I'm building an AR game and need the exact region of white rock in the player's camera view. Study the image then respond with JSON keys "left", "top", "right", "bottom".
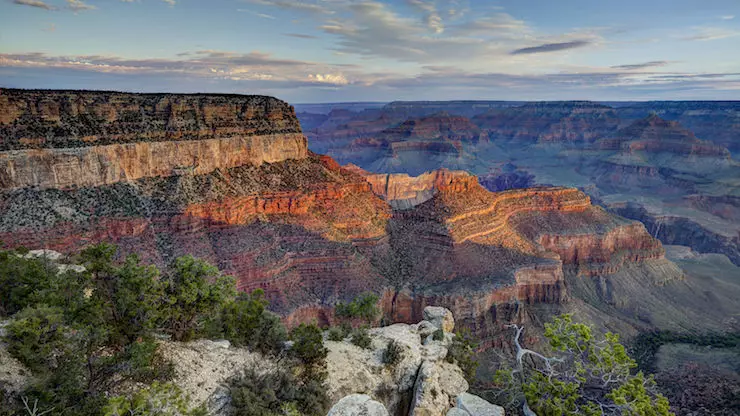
{"left": 456, "top": 393, "right": 505, "bottom": 416}
{"left": 447, "top": 408, "right": 470, "bottom": 416}
{"left": 410, "top": 360, "right": 468, "bottom": 416}
{"left": 423, "top": 307, "right": 455, "bottom": 333}
{"left": 326, "top": 323, "right": 423, "bottom": 414}
{"left": 157, "top": 339, "right": 261, "bottom": 413}
{"left": 23, "top": 249, "right": 64, "bottom": 261}
{"left": 327, "top": 394, "right": 390, "bottom": 416}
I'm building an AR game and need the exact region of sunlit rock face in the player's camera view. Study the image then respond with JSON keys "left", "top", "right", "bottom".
{"left": 0, "top": 90, "right": 688, "bottom": 347}
{"left": 0, "top": 89, "right": 307, "bottom": 189}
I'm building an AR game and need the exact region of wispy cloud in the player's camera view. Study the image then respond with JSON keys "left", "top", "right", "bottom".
{"left": 683, "top": 27, "right": 740, "bottom": 41}
{"left": 285, "top": 33, "right": 318, "bottom": 39}
{"left": 66, "top": 0, "right": 96, "bottom": 12}
{"left": 720, "top": 15, "right": 735, "bottom": 20}
{"left": 242, "top": 0, "right": 333, "bottom": 15}
{"left": 510, "top": 40, "right": 590, "bottom": 55}
{"left": 12, "top": 0, "right": 55, "bottom": 10}
{"left": 611, "top": 61, "right": 669, "bottom": 70}
{"left": 407, "top": 0, "right": 444, "bottom": 34}
{"left": 237, "top": 9, "right": 275, "bottom": 19}
{"left": 0, "top": 50, "right": 356, "bottom": 86}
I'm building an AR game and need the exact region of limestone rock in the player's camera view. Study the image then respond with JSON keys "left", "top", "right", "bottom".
{"left": 327, "top": 394, "right": 390, "bottom": 416}
{"left": 157, "top": 339, "right": 261, "bottom": 413}
{"left": 423, "top": 306, "right": 455, "bottom": 333}
{"left": 456, "top": 393, "right": 505, "bottom": 416}
{"left": 409, "top": 360, "right": 468, "bottom": 416}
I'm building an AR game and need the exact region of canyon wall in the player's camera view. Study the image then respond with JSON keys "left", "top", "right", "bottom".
{"left": 0, "top": 89, "right": 308, "bottom": 190}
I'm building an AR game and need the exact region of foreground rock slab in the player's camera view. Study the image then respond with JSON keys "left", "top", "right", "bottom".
{"left": 327, "top": 394, "right": 390, "bottom": 416}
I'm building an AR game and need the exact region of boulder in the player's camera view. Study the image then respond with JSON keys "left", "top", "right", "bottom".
{"left": 410, "top": 360, "right": 468, "bottom": 416}
{"left": 446, "top": 409, "right": 470, "bottom": 416}
{"left": 327, "top": 394, "right": 390, "bottom": 416}
{"left": 455, "top": 393, "right": 505, "bottom": 416}
{"left": 423, "top": 307, "right": 455, "bottom": 333}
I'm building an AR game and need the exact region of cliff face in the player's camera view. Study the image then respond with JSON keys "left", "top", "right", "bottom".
{"left": 0, "top": 89, "right": 308, "bottom": 190}
{"left": 351, "top": 167, "right": 474, "bottom": 209}
{"left": 472, "top": 102, "right": 620, "bottom": 143}
{"left": 0, "top": 90, "right": 688, "bottom": 349}
{"left": 613, "top": 114, "right": 730, "bottom": 158}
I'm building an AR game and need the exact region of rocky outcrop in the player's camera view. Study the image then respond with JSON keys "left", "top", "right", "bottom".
{"left": 611, "top": 114, "right": 730, "bottom": 158}
{"left": 615, "top": 101, "right": 740, "bottom": 155}
{"left": 325, "top": 307, "right": 502, "bottom": 416}
{"left": 381, "top": 114, "right": 481, "bottom": 143}
{"left": 0, "top": 89, "right": 308, "bottom": 190}
{"left": 473, "top": 101, "right": 620, "bottom": 143}
{"left": 328, "top": 394, "right": 390, "bottom": 416}
{"left": 354, "top": 168, "right": 476, "bottom": 209}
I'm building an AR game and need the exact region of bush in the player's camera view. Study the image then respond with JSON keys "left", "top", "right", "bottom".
{"left": 326, "top": 326, "right": 348, "bottom": 342}
{"left": 494, "top": 314, "right": 674, "bottom": 416}
{"left": 290, "top": 323, "right": 328, "bottom": 380}
{"left": 4, "top": 305, "right": 68, "bottom": 372}
{"left": 382, "top": 340, "right": 404, "bottom": 367}
{"left": 0, "top": 250, "right": 59, "bottom": 316}
{"left": 81, "top": 248, "right": 164, "bottom": 346}
{"left": 446, "top": 328, "right": 478, "bottom": 382}
{"left": 102, "top": 382, "right": 206, "bottom": 416}
{"left": 162, "top": 255, "right": 236, "bottom": 341}
{"left": 229, "top": 366, "right": 329, "bottom": 416}
{"left": 351, "top": 327, "right": 372, "bottom": 350}
{"left": 335, "top": 292, "right": 380, "bottom": 324}
{"left": 205, "top": 289, "right": 287, "bottom": 355}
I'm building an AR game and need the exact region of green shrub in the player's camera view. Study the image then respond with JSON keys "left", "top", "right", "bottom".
{"left": 290, "top": 323, "right": 328, "bottom": 381}
{"left": 326, "top": 326, "right": 348, "bottom": 342}
{"left": 351, "top": 327, "right": 372, "bottom": 350}
{"left": 4, "top": 305, "right": 68, "bottom": 372}
{"left": 432, "top": 328, "right": 444, "bottom": 341}
{"left": 229, "top": 366, "right": 329, "bottom": 416}
{"left": 102, "top": 382, "right": 206, "bottom": 416}
{"left": 382, "top": 340, "right": 404, "bottom": 367}
{"left": 0, "top": 250, "right": 58, "bottom": 316}
{"left": 162, "top": 255, "right": 235, "bottom": 341}
{"left": 335, "top": 292, "right": 380, "bottom": 324}
{"left": 446, "top": 328, "right": 478, "bottom": 382}
{"left": 81, "top": 248, "right": 164, "bottom": 346}
{"left": 205, "top": 289, "right": 287, "bottom": 355}
{"left": 495, "top": 315, "right": 674, "bottom": 416}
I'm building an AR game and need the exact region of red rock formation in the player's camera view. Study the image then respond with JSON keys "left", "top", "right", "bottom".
{"left": 612, "top": 114, "right": 730, "bottom": 158}
{"left": 0, "top": 89, "right": 308, "bottom": 190}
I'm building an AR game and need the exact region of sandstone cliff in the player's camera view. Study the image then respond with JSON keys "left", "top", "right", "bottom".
{"left": 0, "top": 89, "right": 308, "bottom": 189}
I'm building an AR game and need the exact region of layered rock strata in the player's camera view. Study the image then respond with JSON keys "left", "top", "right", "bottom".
{"left": 0, "top": 89, "right": 307, "bottom": 189}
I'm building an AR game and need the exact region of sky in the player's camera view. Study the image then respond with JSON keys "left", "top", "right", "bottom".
{"left": 1, "top": 0, "right": 739, "bottom": 103}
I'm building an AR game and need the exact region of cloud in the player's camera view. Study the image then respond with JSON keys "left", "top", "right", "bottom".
{"left": 0, "top": 50, "right": 356, "bottom": 86}
{"left": 510, "top": 40, "right": 590, "bottom": 55}
{"left": 237, "top": 9, "right": 275, "bottom": 19}
{"left": 611, "top": 61, "right": 669, "bottom": 70}
{"left": 720, "top": 15, "right": 735, "bottom": 20}
{"left": 66, "top": 0, "right": 96, "bottom": 11}
{"left": 242, "top": 0, "right": 333, "bottom": 15}
{"left": 407, "top": 0, "right": 444, "bottom": 34}
{"left": 162, "top": 0, "right": 176, "bottom": 6}
{"left": 682, "top": 27, "right": 740, "bottom": 41}
{"left": 12, "top": 0, "right": 55, "bottom": 10}
{"left": 285, "top": 33, "right": 318, "bottom": 39}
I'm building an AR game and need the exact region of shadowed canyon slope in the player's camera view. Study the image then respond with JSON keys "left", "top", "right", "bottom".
{"left": 2, "top": 90, "right": 738, "bottom": 350}
{"left": 299, "top": 101, "right": 740, "bottom": 269}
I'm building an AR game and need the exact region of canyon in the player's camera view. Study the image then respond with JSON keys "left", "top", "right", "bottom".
{"left": 2, "top": 89, "right": 739, "bottom": 352}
